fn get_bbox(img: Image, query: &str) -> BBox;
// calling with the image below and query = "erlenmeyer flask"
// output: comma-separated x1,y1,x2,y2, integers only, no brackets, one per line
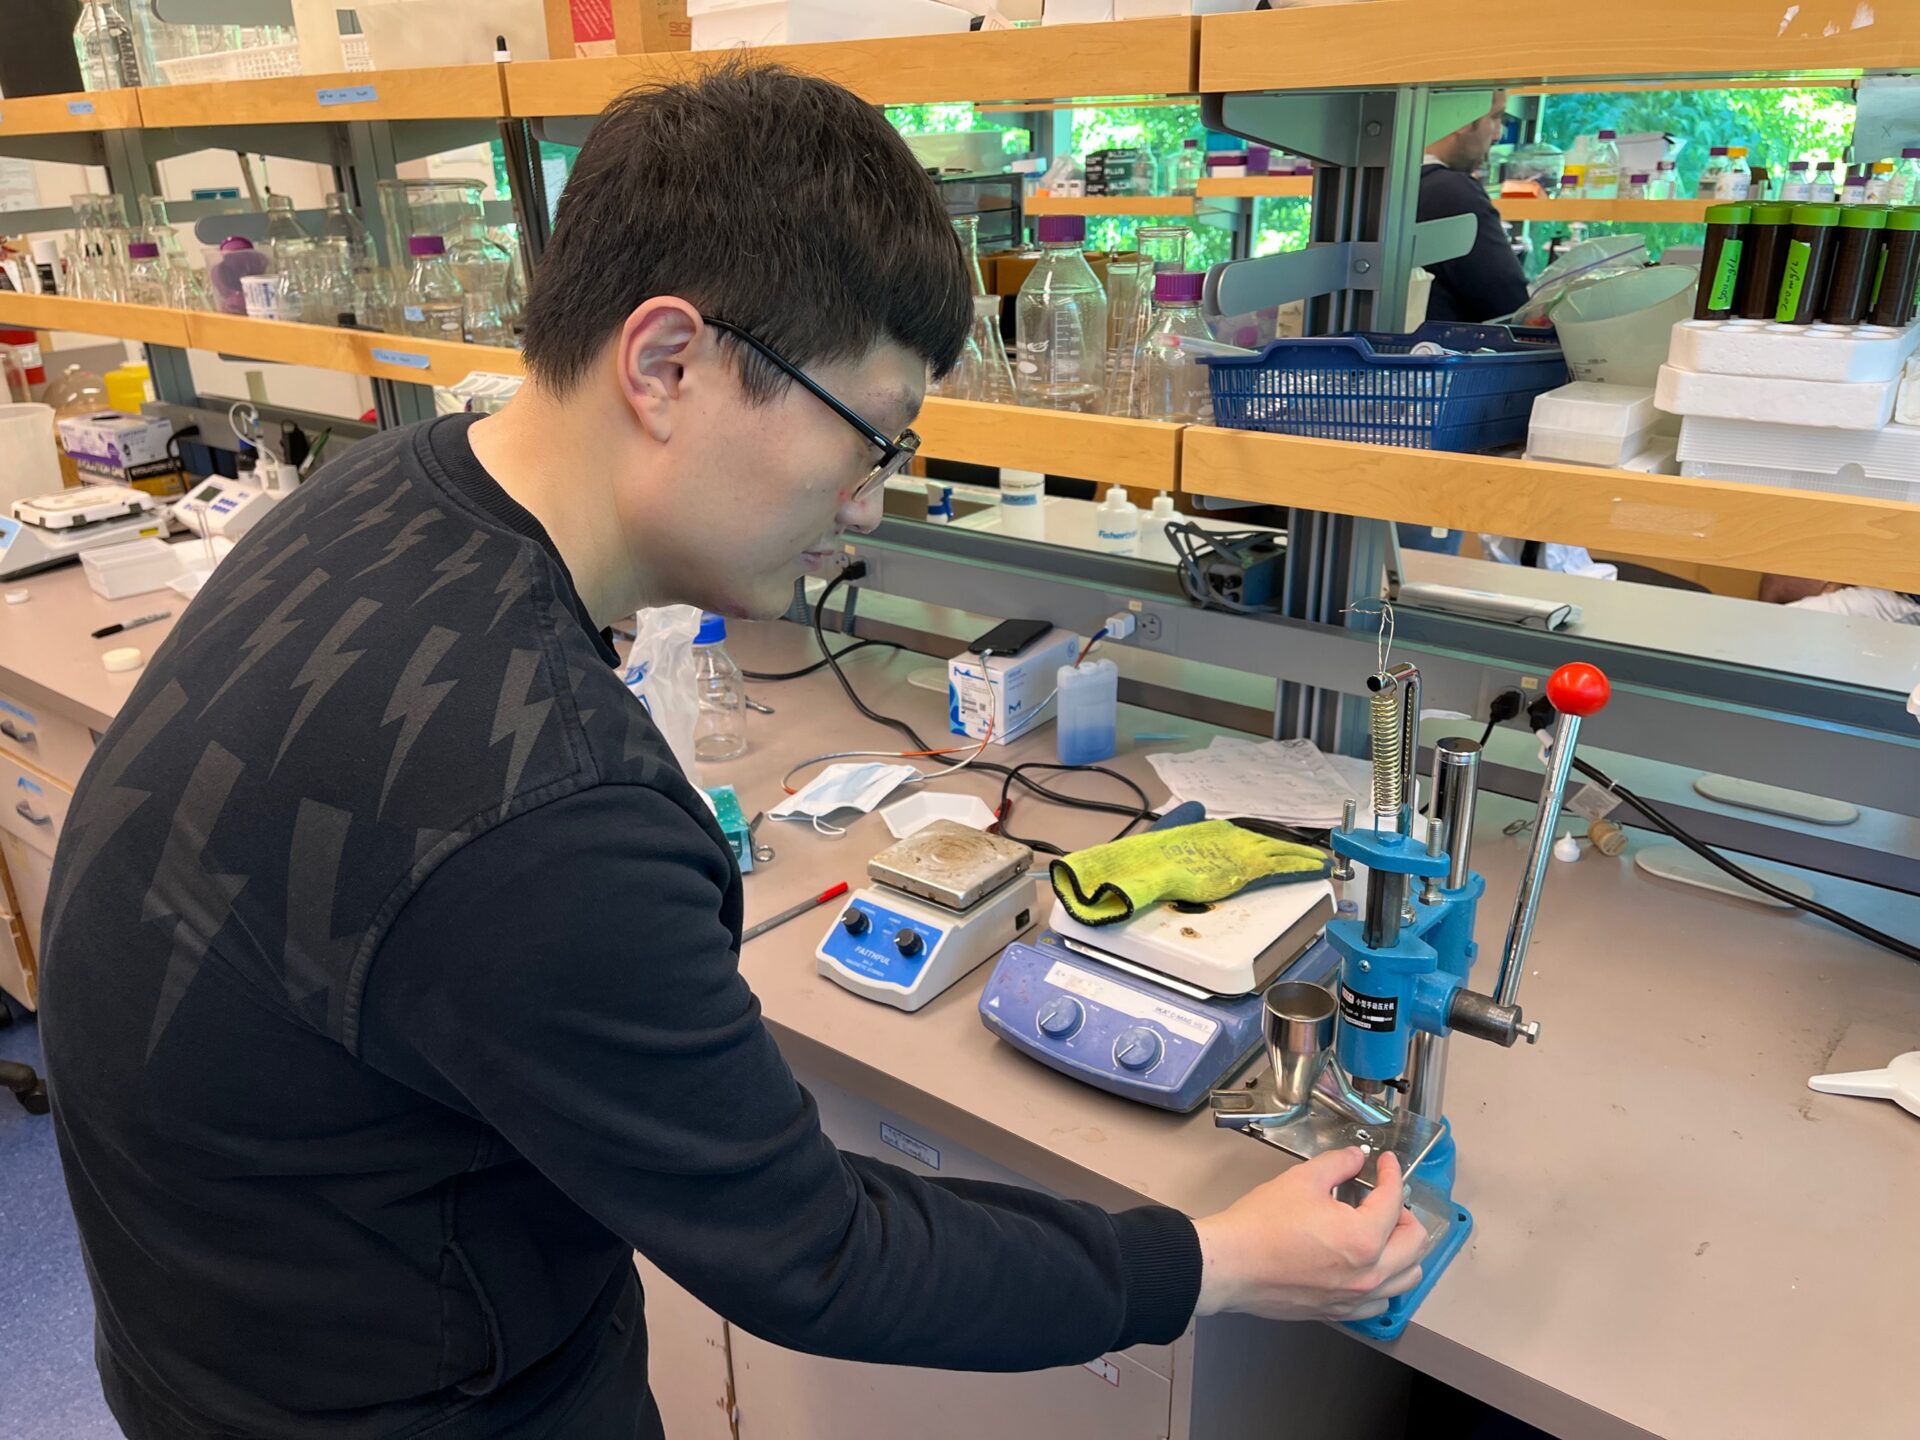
1101,257,1153,417
951,214,987,296
139,195,190,273
968,294,1017,406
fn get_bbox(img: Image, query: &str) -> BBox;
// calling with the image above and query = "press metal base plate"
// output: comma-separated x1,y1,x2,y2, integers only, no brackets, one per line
1210,1080,1446,1190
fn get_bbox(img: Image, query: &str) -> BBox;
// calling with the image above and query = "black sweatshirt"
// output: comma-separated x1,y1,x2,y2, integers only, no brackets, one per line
1419,162,1531,325
40,415,1202,1439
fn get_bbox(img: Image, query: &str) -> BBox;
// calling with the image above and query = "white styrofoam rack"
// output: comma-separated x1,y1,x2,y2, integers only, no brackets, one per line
1655,364,1897,431
1677,414,1920,501
1898,355,1920,427
1665,317,1920,383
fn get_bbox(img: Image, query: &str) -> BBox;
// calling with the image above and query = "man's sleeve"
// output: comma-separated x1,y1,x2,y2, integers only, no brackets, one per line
359,784,1202,1370
1418,167,1531,322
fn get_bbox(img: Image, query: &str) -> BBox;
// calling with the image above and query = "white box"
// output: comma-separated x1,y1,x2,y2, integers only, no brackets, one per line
80,538,185,600
56,410,184,495
1042,0,1113,21
1526,381,1658,467
948,628,1080,745
689,0,971,48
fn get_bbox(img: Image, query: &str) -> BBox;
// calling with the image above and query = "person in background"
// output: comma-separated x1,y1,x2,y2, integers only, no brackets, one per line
1420,90,1529,326
1761,573,1920,623
1402,90,1533,557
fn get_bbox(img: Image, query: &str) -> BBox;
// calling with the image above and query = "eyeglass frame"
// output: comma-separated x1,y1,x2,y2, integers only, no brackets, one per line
701,315,920,503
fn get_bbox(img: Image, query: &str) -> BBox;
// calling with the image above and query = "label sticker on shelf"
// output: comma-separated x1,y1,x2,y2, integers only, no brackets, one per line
316,86,378,107
371,347,431,370
68,100,95,115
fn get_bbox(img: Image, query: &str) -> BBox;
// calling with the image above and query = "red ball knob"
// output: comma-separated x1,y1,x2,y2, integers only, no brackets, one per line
1547,662,1610,717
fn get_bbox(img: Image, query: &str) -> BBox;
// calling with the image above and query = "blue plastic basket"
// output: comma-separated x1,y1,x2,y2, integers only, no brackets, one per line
1202,322,1569,453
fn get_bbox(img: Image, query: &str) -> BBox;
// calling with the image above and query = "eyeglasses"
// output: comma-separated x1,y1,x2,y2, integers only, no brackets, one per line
702,315,920,503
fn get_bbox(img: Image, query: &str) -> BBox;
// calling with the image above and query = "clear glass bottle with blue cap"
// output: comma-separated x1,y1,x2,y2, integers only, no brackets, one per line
692,613,748,762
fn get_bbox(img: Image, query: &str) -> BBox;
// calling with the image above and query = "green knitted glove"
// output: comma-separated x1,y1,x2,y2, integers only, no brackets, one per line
1050,820,1331,926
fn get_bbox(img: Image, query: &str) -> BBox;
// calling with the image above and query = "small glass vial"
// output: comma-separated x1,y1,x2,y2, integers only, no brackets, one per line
1621,173,1650,200
1865,161,1900,204
1810,161,1839,203
1780,161,1812,203
1652,160,1679,200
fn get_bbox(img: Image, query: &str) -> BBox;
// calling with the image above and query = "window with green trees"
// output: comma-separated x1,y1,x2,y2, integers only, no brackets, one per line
887,102,1312,267
1527,86,1856,260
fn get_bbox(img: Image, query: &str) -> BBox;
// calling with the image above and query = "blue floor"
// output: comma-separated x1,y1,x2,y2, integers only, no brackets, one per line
0,999,121,1438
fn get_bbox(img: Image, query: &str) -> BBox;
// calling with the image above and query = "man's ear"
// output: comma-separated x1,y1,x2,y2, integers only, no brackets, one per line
616,299,702,443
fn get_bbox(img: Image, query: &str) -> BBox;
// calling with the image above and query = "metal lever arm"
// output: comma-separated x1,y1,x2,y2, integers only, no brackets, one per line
1493,664,1610,1010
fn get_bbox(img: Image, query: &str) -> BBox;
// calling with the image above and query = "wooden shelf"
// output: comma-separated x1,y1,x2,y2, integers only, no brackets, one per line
917,397,1179,491
137,65,508,129
1194,176,1314,200
0,297,1175,486
505,17,1198,115
1023,195,1200,218
1495,198,1714,223
1199,0,1920,91
0,89,141,140
183,313,523,387
0,293,189,347
1180,428,1920,595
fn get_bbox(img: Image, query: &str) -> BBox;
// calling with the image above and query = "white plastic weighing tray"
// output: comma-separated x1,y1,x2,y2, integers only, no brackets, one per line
1526,381,1659,467
80,537,184,600
1677,415,1920,501
1655,364,1897,431
1666,317,1920,384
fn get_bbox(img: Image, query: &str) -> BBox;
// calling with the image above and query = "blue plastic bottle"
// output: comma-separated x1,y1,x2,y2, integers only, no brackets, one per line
1055,659,1118,765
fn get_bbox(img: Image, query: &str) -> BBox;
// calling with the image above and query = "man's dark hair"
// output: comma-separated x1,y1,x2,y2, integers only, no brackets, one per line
522,61,972,401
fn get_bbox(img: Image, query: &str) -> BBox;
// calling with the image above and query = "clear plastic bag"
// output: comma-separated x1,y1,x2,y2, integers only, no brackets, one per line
619,605,705,785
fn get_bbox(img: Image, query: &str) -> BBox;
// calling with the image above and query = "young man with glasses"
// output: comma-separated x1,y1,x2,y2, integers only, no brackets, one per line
42,62,1424,1439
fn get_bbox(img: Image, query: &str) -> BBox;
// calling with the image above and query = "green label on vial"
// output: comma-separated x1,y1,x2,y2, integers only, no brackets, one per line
1777,240,1812,321
1869,245,1889,308
1709,237,1743,311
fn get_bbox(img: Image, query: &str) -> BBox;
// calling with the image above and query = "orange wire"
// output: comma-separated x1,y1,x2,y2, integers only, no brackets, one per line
779,709,994,794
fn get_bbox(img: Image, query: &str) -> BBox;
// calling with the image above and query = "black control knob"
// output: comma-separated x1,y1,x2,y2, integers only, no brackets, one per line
840,909,870,937
894,929,924,957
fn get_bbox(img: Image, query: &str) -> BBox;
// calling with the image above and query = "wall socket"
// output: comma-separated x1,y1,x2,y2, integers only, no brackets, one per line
1133,607,1164,643
1477,670,1544,729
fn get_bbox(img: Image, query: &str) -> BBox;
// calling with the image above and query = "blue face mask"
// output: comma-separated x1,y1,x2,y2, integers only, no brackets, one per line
769,762,921,835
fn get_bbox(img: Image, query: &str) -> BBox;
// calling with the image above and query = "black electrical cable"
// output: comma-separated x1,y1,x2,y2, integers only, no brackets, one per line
808,567,1158,850
743,636,899,683
1507,694,1919,965
1568,756,1920,965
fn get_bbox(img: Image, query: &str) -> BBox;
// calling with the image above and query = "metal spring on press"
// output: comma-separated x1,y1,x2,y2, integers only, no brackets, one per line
1369,679,1402,820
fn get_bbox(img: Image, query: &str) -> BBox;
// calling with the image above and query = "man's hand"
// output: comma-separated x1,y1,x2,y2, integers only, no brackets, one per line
1191,1149,1428,1324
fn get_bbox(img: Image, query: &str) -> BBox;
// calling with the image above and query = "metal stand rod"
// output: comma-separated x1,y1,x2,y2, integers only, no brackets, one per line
1495,712,1585,1008
1432,737,1481,891
1407,1031,1449,1120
